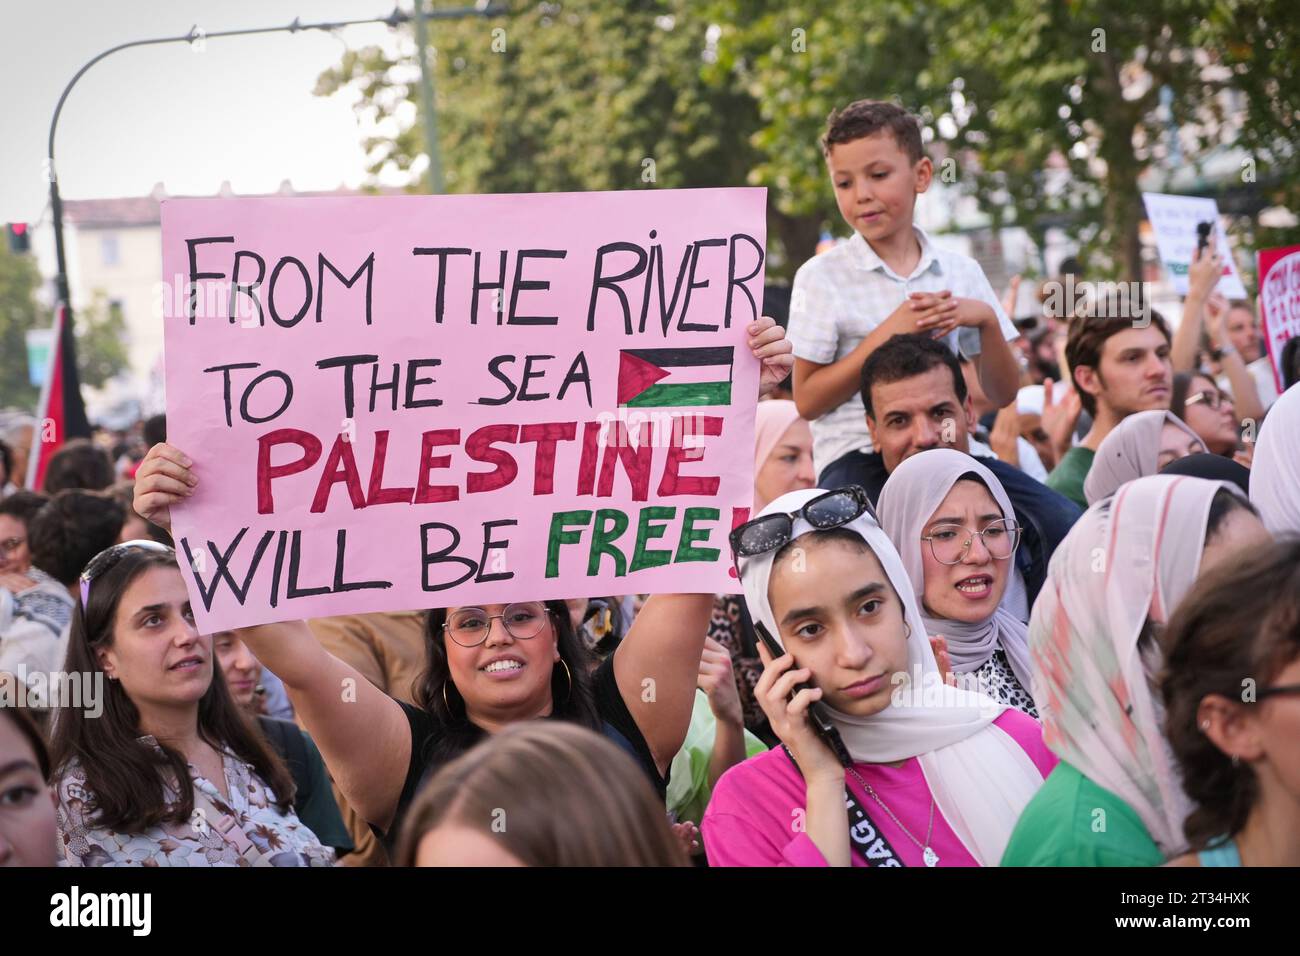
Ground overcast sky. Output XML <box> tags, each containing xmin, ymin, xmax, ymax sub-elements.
<box><xmin>2</xmin><ymin>0</ymin><xmax>422</xmax><ymax>225</ymax></box>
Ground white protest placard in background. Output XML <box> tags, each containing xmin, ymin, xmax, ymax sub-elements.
<box><xmin>1141</xmin><ymin>192</ymin><xmax>1249</xmax><ymax>299</ymax></box>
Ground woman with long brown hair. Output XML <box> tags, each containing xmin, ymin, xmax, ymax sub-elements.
<box><xmin>397</xmin><ymin>721</ymin><xmax>687</xmax><ymax>866</ymax></box>
<box><xmin>1161</xmin><ymin>538</ymin><xmax>1300</xmax><ymax>867</ymax></box>
<box><xmin>49</xmin><ymin>542</ymin><xmax>332</xmax><ymax>866</ymax></box>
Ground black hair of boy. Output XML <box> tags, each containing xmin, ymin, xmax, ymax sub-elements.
<box><xmin>860</xmin><ymin>333</ymin><xmax>967</xmax><ymax>419</ymax></box>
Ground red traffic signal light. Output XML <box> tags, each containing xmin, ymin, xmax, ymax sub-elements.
<box><xmin>7</xmin><ymin>222</ymin><xmax>31</xmax><ymax>254</ymax></box>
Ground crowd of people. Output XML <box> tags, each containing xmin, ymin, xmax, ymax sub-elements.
<box><xmin>1</xmin><ymin>98</ymin><xmax>1298</xmax><ymax>868</ymax></box>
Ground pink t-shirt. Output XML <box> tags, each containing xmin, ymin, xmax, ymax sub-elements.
<box><xmin>702</xmin><ymin>710</ymin><xmax>1057</xmax><ymax>867</ymax></box>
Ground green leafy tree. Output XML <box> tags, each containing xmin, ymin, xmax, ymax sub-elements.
<box><xmin>0</xmin><ymin>244</ymin><xmax>47</xmax><ymax>411</ymax></box>
<box><xmin>316</xmin><ymin>0</ymin><xmax>821</xmax><ymax>276</ymax></box>
<box><xmin>321</xmin><ymin>1</ymin><xmax>1299</xmax><ymax>283</ymax></box>
<box><xmin>76</xmin><ymin>290</ymin><xmax>130</xmax><ymax>390</ymax></box>
<box><xmin>1203</xmin><ymin>0</ymin><xmax>1300</xmax><ymax>253</ymax></box>
<box><xmin>712</xmin><ymin>1</ymin><xmax>1299</xmax><ymax>280</ymax></box>
<box><xmin>702</xmin><ymin>1</ymin><xmax>943</xmax><ymax>246</ymax></box>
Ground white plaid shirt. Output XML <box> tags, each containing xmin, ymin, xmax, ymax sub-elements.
<box><xmin>789</xmin><ymin>227</ymin><xmax>1019</xmax><ymax>472</ymax></box>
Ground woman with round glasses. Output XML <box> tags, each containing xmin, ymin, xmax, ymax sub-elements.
<box><xmin>49</xmin><ymin>541</ymin><xmax>332</xmax><ymax>865</ymax></box>
<box><xmin>1171</xmin><ymin>372</ymin><xmax>1243</xmax><ymax>462</ymax></box>
<box><xmin>703</xmin><ymin>486</ymin><xmax>1055</xmax><ymax>867</ymax></box>
<box><xmin>877</xmin><ymin>449</ymin><xmax>1037</xmax><ymax>717</ymax></box>
<box><xmin>132</xmin><ymin>317</ymin><xmax>796</xmax><ymax>852</ymax></box>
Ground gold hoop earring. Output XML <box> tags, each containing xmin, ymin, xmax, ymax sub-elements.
<box><xmin>559</xmin><ymin>658</ymin><xmax>573</xmax><ymax>702</ymax></box>
<box><xmin>442</xmin><ymin>681</ymin><xmax>456</xmax><ymax>714</ymax></box>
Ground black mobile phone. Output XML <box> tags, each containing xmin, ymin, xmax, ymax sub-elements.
<box><xmin>753</xmin><ymin>620</ymin><xmax>853</xmax><ymax>768</ymax></box>
<box><xmin>1196</xmin><ymin>220</ymin><xmax>1213</xmax><ymax>255</ymax></box>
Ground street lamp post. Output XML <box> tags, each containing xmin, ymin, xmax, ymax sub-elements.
<box><xmin>45</xmin><ymin>3</ymin><xmax>505</xmax><ymax>414</ymax></box>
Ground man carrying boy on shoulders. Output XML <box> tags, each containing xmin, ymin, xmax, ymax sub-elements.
<box><xmin>789</xmin><ymin>98</ymin><xmax>1022</xmax><ymax>489</ymax></box>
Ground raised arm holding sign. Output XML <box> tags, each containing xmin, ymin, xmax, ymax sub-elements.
<box><xmin>135</xmin><ymin>314</ymin><xmax>791</xmax><ymax>837</ymax></box>
<box><xmin>160</xmin><ymin>189</ymin><xmax>769</xmax><ymax>632</ymax></box>
<box><xmin>141</xmin><ymin>185</ymin><xmax>783</xmax><ymax>837</ymax></box>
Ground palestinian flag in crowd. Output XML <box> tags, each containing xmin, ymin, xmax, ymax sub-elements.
<box><xmin>26</xmin><ymin>303</ymin><xmax>91</xmax><ymax>489</ymax></box>
<box><xmin>616</xmin><ymin>346</ymin><xmax>734</xmax><ymax>408</ymax></box>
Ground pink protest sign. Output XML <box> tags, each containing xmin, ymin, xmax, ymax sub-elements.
<box><xmin>1257</xmin><ymin>244</ymin><xmax>1300</xmax><ymax>393</ymax></box>
<box><xmin>161</xmin><ymin>189</ymin><xmax>766</xmax><ymax>631</ymax></box>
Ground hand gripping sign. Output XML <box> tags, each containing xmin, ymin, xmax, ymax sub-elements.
<box><xmin>162</xmin><ymin>188</ymin><xmax>766</xmax><ymax>631</ymax></box>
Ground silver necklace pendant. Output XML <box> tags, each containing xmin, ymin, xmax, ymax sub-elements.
<box><xmin>923</xmin><ymin>846</ymin><xmax>939</xmax><ymax>867</ymax></box>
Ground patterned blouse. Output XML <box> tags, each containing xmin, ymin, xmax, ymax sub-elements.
<box><xmin>708</xmin><ymin>594</ymin><xmax>775</xmax><ymax>744</ymax></box>
<box><xmin>56</xmin><ymin>736</ymin><xmax>334</xmax><ymax>867</ymax></box>
<box><xmin>973</xmin><ymin>648</ymin><xmax>1039</xmax><ymax>719</ymax></box>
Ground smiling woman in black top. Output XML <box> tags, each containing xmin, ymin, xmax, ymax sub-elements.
<box><xmin>131</xmin><ymin>317</ymin><xmax>795</xmax><ymax>843</ymax></box>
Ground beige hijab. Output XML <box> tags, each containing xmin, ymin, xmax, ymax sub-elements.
<box><xmin>1083</xmin><ymin>410</ymin><xmax>1205</xmax><ymax>505</ymax></box>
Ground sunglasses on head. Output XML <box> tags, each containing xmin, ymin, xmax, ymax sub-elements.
<box><xmin>730</xmin><ymin>486</ymin><xmax>876</xmax><ymax>559</ymax></box>
<box><xmin>79</xmin><ymin>539</ymin><xmax>174</xmax><ymax>610</ymax></box>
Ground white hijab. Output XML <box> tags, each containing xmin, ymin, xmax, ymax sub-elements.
<box><xmin>1029</xmin><ymin>474</ymin><xmax>1244</xmax><ymax>854</ymax></box>
<box><xmin>1251</xmin><ymin>381</ymin><xmax>1300</xmax><ymax>536</ymax></box>
<box><xmin>877</xmin><ymin>449</ymin><xmax>1034</xmax><ymax>694</ymax></box>
<box><xmin>739</xmin><ymin>488</ymin><xmax>1047</xmax><ymax>865</ymax></box>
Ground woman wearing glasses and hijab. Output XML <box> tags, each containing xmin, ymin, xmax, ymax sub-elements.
<box><xmin>1170</xmin><ymin>372</ymin><xmax>1248</xmax><ymax>464</ymax></box>
<box><xmin>701</xmin><ymin>486</ymin><xmax>1056</xmax><ymax>867</ymax></box>
<box><xmin>878</xmin><ymin>449</ymin><xmax>1038</xmax><ymax>717</ymax></box>
<box><xmin>132</xmin><ymin>318</ymin><xmax>795</xmax><ymax>854</ymax></box>
<box><xmin>1082</xmin><ymin>409</ymin><xmax>1207</xmax><ymax>505</ymax></box>
<box><xmin>50</xmin><ymin>541</ymin><xmax>332</xmax><ymax>866</ymax></box>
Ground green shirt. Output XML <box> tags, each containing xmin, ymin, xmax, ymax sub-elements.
<box><xmin>1045</xmin><ymin>446</ymin><xmax>1095</xmax><ymax>510</ymax></box>
<box><xmin>1001</xmin><ymin>761</ymin><xmax>1164</xmax><ymax>866</ymax></box>
<box><xmin>667</xmin><ymin>690</ymin><xmax>768</xmax><ymax>826</ymax></box>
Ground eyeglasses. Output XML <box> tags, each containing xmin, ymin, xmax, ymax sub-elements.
<box><xmin>729</xmin><ymin>486</ymin><xmax>876</xmax><ymax>558</ymax></box>
<box><xmin>0</xmin><ymin>536</ymin><xmax>26</xmax><ymax>557</ymax></box>
<box><xmin>443</xmin><ymin>602</ymin><xmax>553</xmax><ymax>648</ymax></box>
<box><xmin>1185</xmin><ymin>389</ymin><xmax>1228</xmax><ymax>410</ymax></box>
<box><xmin>920</xmin><ymin>518</ymin><xmax>1021</xmax><ymax>565</ymax></box>
<box><xmin>79</xmin><ymin>539</ymin><xmax>174</xmax><ymax>609</ymax></box>
<box><xmin>1257</xmin><ymin>684</ymin><xmax>1300</xmax><ymax>701</ymax></box>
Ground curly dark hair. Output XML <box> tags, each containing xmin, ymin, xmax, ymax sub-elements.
<box><xmin>28</xmin><ymin>490</ymin><xmax>125</xmax><ymax>585</ymax></box>
<box><xmin>413</xmin><ymin>601</ymin><xmax>601</xmax><ymax>779</ymax></box>
<box><xmin>1160</xmin><ymin>537</ymin><xmax>1300</xmax><ymax>851</ymax></box>
<box><xmin>0</xmin><ymin>489</ymin><xmax>49</xmax><ymax>529</ymax></box>
<box><xmin>42</xmin><ymin>438</ymin><xmax>115</xmax><ymax>494</ymax></box>
<box><xmin>821</xmin><ymin>99</ymin><xmax>924</xmax><ymax>164</ymax></box>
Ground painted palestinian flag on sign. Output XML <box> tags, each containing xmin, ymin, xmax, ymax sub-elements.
<box><xmin>616</xmin><ymin>346</ymin><xmax>734</xmax><ymax>407</ymax></box>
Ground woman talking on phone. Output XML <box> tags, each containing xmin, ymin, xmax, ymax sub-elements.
<box><xmin>133</xmin><ymin>319</ymin><xmax>794</xmax><ymax>848</ymax></box>
<box><xmin>701</xmin><ymin>486</ymin><xmax>1056</xmax><ymax>867</ymax></box>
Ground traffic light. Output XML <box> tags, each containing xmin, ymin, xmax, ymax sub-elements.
<box><xmin>7</xmin><ymin>222</ymin><xmax>30</xmax><ymax>254</ymax></box>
